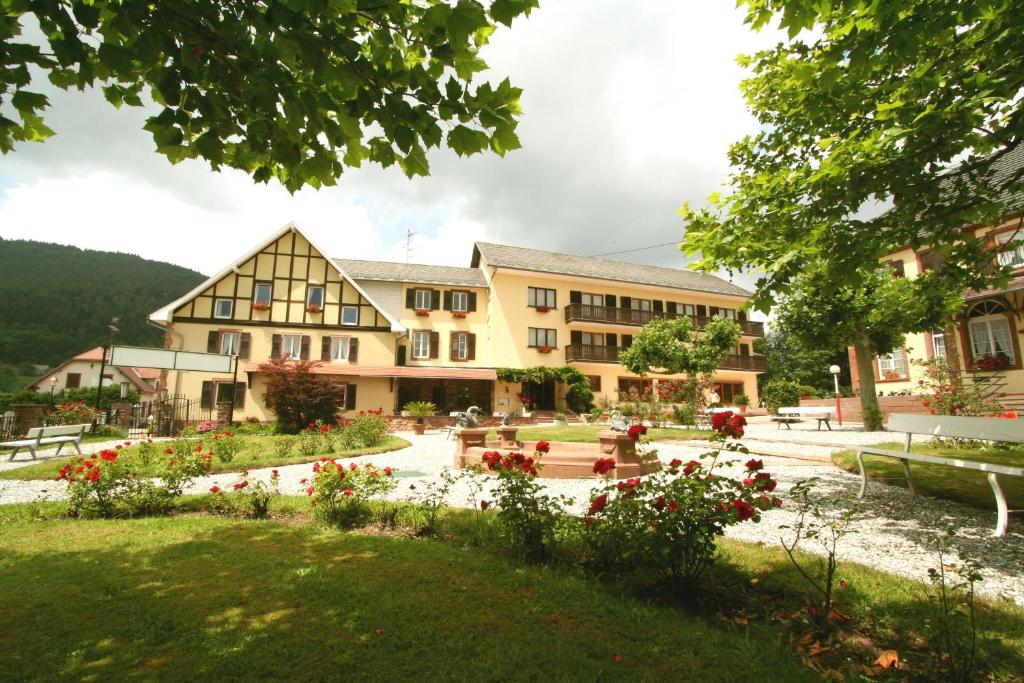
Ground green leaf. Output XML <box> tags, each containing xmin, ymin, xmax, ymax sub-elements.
<box><xmin>447</xmin><ymin>124</ymin><xmax>488</xmax><ymax>157</ymax></box>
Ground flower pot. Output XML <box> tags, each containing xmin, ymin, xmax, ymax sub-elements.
<box><xmin>413</xmin><ymin>422</ymin><xmax>426</xmax><ymax>435</ymax></box>
<box><xmin>415</xmin><ymin>309</ymin><xmax>430</xmax><ymax>317</ymax></box>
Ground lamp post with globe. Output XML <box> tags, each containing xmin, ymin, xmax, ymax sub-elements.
<box><xmin>829</xmin><ymin>364</ymin><xmax>843</xmax><ymax>426</ymax></box>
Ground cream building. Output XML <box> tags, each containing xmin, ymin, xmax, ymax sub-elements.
<box><xmin>148</xmin><ymin>223</ymin><xmax>765</xmax><ymax>420</ymax></box>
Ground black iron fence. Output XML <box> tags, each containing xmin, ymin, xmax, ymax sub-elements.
<box><xmin>127</xmin><ymin>395</ymin><xmax>210</xmax><ymax>437</ymax></box>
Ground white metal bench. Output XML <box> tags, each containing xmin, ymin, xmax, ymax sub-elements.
<box><xmin>0</xmin><ymin>423</ymin><xmax>92</xmax><ymax>461</ymax></box>
<box><xmin>772</xmin><ymin>407</ymin><xmax>834</xmax><ymax>431</ymax></box>
<box><xmin>856</xmin><ymin>413</ymin><xmax>1024</xmax><ymax>536</ymax></box>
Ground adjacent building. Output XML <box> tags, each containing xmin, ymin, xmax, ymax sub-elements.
<box><xmin>148</xmin><ymin>223</ymin><xmax>765</xmax><ymax>420</ymax></box>
<box><xmin>849</xmin><ymin>148</ymin><xmax>1024</xmax><ymax>411</ymax></box>
<box><xmin>27</xmin><ymin>346</ymin><xmax>161</xmax><ymax>401</ymax></box>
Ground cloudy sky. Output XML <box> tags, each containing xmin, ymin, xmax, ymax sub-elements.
<box><xmin>0</xmin><ymin>2</ymin><xmax>779</xmax><ymax>283</ymax></box>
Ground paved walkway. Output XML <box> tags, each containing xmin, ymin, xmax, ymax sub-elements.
<box><xmin>1</xmin><ymin>430</ymin><xmax>1020</xmax><ymax>606</ymax></box>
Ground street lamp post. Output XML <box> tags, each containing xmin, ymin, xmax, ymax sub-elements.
<box><xmin>95</xmin><ymin>317</ymin><xmax>120</xmax><ymax>411</ymax></box>
<box><xmin>829</xmin><ymin>364</ymin><xmax>843</xmax><ymax>426</ymax></box>
<box><xmin>48</xmin><ymin>376</ymin><xmax>57</xmax><ymax>406</ymax></box>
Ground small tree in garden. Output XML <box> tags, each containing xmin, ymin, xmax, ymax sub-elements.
<box><xmin>772</xmin><ymin>266</ymin><xmax>961</xmax><ymax>430</ymax></box>
<box><xmin>914</xmin><ymin>358</ymin><xmax>1002</xmax><ymax>417</ymax></box>
<box><xmin>619</xmin><ymin>316</ymin><xmax>741</xmax><ymax>412</ymax></box>
<box><xmin>259</xmin><ymin>359</ymin><xmax>347</xmax><ymax>434</ymax></box>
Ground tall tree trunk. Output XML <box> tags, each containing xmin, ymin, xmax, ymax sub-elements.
<box><xmin>853</xmin><ymin>333</ymin><xmax>883</xmax><ymax>431</ymax></box>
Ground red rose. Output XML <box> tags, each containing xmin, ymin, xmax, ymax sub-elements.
<box><xmin>209</xmin><ymin>485</ymin><xmax>221</xmax><ymax>494</ymax></box>
<box><xmin>344</xmin><ymin>489</ymin><xmax>353</xmax><ymax>497</ymax></box>
<box><xmin>745</xmin><ymin>458</ymin><xmax>764</xmax><ymax>472</ymax></box>
<box><xmin>732</xmin><ymin>498</ymin><xmax>755</xmax><ymax>521</ymax></box>
<box><xmin>480</xmin><ymin>500</ymin><xmax>490</xmax><ymax>510</ymax></box>
<box><xmin>592</xmin><ymin>457</ymin><xmax>616</xmax><ymax>475</ymax></box>
<box><xmin>349</xmin><ymin>463</ymin><xmax>358</xmax><ymax>471</ymax></box>
<box><xmin>683</xmin><ymin>460</ymin><xmax>700</xmax><ymax>476</ymax></box>
<box><xmin>669</xmin><ymin>458</ymin><xmax>683</xmax><ymax>468</ymax></box>
<box><xmin>653</xmin><ymin>496</ymin><xmax>666</xmax><ymax>511</ymax></box>
<box><xmin>627</xmin><ymin>424</ymin><xmax>647</xmax><ymax>439</ymax></box>
<box><xmin>535</xmin><ymin>440</ymin><xmax>550</xmax><ymax>453</ymax></box>
<box><xmin>306</xmin><ymin>486</ymin><xmax>315</xmax><ymax>495</ymax></box>
<box><xmin>585</xmin><ymin>516</ymin><xmax>595</xmax><ymax>526</ymax></box>
<box><xmin>588</xmin><ymin>493</ymin><xmax>609</xmax><ymax>515</ymax></box>
<box><xmin>271</xmin><ymin>469</ymin><xmax>279</xmax><ymax>478</ymax></box>
<box><xmin>384</xmin><ymin>467</ymin><xmax>393</xmax><ymax>476</ymax></box>
<box><xmin>668</xmin><ymin>500</ymin><xmax>679</xmax><ymax>513</ymax></box>
<box><xmin>482</xmin><ymin>451</ymin><xmax>502</xmax><ymax>470</ymax></box>
<box><xmin>165</xmin><ymin>447</ymin><xmax>174</xmax><ymax>455</ymax></box>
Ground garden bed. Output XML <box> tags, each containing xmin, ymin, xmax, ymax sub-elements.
<box><xmin>484</xmin><ymin>425</ymin><xmax>707</xmax><ymax>443</ymax></box>
<box><xmin>0</xmin><ymin>434</ymin><xmax>411</xmax><ymax>481</ymax></box>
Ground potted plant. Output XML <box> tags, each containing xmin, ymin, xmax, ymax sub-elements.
<box><xmin>307</xmin><ymin>304</ymin><xmax>323</xmax><ymax>314</ymax></box>
<box><xmin>415</xmin><ymin>308</ymin><xmax>430</xmax><ymax>317</ymax></box>
<box><xmin>517</xmin><ymin>392</ymin><xmax>533</xmax><ymax>417</ymax></box>
<box><xmin>536</xmin><ymin>305</ymin><xmax>551</xmax><ymax>313</ymax></box>
<box><xmin>733</xmin><ymin>394</ymin><xmax>750</xmax><ymax>413</ymax></box>
<box><xmin>539</xmin><ymin>345</ymin><xmax>553</xmax><ymax>354</ymax></box>
<box><xmin>403</xmin><ymin>401</ymin><xmax>436</xmax><ymax>435</ymax></box>
<box><xmin>453</xmin><ymin>311</ymin><xmax>467</xmax><ymax>319</ymax></box>
<box><xmin>252</xmin><ymin>302</ymin><xmax>270</xmax><ymax>311</ymax></box>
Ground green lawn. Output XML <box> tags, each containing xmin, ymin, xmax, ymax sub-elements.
<box><xmin>832</xmin><ymin>443</ymin><xmax>1024</xmax><ymax>511</ymax></box>
<box><xmin>0</xmin><ymin>435</ymin><xmax>410</xmax><ymax>481</ymax></box>
<box><xmin>485</xmin><ymin>424</ymin><xmax>708</xmax><ymax>443</ymax></box>
<box><xmin>0</xmin><ymin>500</ymin><xmax>1021</xmax><ymax>680</ymax></box>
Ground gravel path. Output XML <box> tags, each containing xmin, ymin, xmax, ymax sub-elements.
<box><xmin>2</xmin><ymin>431</ymin><xmax>1020</xmax><ymax>605</ymax></box>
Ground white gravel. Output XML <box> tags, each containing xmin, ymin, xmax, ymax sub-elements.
<box><xmin>2</xmin><ymin>429</ymin><xmax>1020</xmax><ymax>606</ymax></box>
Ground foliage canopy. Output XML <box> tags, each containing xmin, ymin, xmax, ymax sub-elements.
<box><xmin>619</xmin><ymin>316</ymin><xmax>742</xmax><ymax>378</ymax></box>
<box><xmin>2</xmin><ymin>0</ymin><xmax>537</xmax><ymax>191</ymax></box>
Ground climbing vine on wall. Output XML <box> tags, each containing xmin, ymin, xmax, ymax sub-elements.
<box><xmin>495</xmin><ymin>366</ymin><xmax>594</xmax><ymax>412</ymax></box>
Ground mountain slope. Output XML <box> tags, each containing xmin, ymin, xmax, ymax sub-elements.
<box><xmin>0</xmin><ymin>239</ymin><xmax>205</xmax><ymax>366</ymax></box>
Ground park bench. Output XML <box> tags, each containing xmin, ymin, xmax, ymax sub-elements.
<box><xmin>0</xmin><ymin>423</ymin><xmax>92</xmax><ymax>461</ymax></box>
<box><xmin>856</xmin><ymin>413</ymin><xmax>1024</xmax><ymax>537</ymax></box>
<box><xmin>772</xmin><ymin>407</ymin><xmax>834</xmax><ymax>431</ymax></box>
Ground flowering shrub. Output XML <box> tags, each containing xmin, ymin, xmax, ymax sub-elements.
<box><xmin>58</xmin><ymin>443</ymin><xmax>211</xmax><ymax>517</ymax></box>
<box><xmin>49</xmin><ymin>401</ymin><xmax>100</xmax><ymax>424</ymax></box>
<box><xmin>206</xmin><ymin>430</ymin><xmax>245</xmax><ymax>463</ymax></box>
<box><xmin>710</xmin><ymin>411</ymin><xmax>746</xmax><ymax>439</ymax></box>
<box><xmin>914</xmin><ymin>358</ymin><xmax>1002</xmax><ymax>416</ymax></box>
<box><xmin>235</xmin><ymin>469</ymin><xmax>280</xmax><ymax>518</ymax></box>
<box><xmin>334</xmin><ymin>411</ymin><xmax>390</xmax><ymax>450</ymax></box>
<box><xmin>480</xmin><ymin>447</ymin><xmax>570</xmax><ymax>563</ymax></box>
<box><xmin>582</xmin><ymin>412</ymin><xmax>778</xmax><ymax>581</ymax></box>
<box><xmin>133</xmin><ymin>438</ymin><xmax>157</xmax><ymax>467</ymax></box>
<box><xmin>306</xmin><ymin>458</ymin><xmax>397</xmax><ymax>524</ymax></box>
<box><xmin>627</xmin><ymin>424</ymin><xmax>647</xmax><ymax>439</ymax></box>
<box><xmin>295</xmin><ymin>428</ymin><xmax>324</xmax><ymax>458</ymax></box>
<box><xmin>273</xmin><ymin>435</ymin><xmax>295</xmax><ymax>458</ymax></box>
<box><xmin>196</xmin><ymin>421</ymin><xmax>216</xmax><ymax>434</ymax></box>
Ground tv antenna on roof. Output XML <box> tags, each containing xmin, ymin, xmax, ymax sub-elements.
<box><xmin>405</xmin><ymin>228</ymin><xmax>416</xmax><ymax>264</ymax></box>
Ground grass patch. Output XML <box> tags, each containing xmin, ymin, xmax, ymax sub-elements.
<box><xmin>832</xmin><ymin>443</ymin><xmax>1024</xmax><ymax>511</ymax></box>
<box><xmin>0</xmin><ymin>435</ymin><xmax>411</xmax><ymax>481</ymax></box>
<box><xmin>484</xmin><ymin>424</ymin><xmax>708</xmax><ymax>443</ymax></box>
<box><xmin>0</xmin><ymin>500</ymin><xmax>1021</xmax><ymax>680</ymax></box>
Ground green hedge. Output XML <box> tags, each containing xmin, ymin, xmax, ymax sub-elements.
<box><xmin>762</xmin><ymin>380</ymin><xmax>801</xmax><ymax>415</ymax></box>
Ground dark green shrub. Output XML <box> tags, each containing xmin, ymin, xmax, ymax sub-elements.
<box><xmin>763</xmin><ymin>380</ymin><xmax>801</xmax><ymax>414</ymax></box>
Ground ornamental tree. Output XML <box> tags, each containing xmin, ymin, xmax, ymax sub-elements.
<box><xmin>259</xmin><ymin>358</ymin><xmax>347</xmax><ymax>433</ymax></box>
<box><xmin>2</xmin><ymin>0</ymin><xmax>536</xmax><ymax>191</ymax></box>
<box><xmin>619</xmin><ymin>316</ymin><xmax>741</xmax><ymax>403</ymax></box>
<box><xmin>681</xmin><ymin>0</ymin><xmax>1022</xmax><ymax>310</ymax></box>
<box><xmin>773</xmin><ymin>266</ymin><xmax>962</xmax><ymax>430</ymax></box>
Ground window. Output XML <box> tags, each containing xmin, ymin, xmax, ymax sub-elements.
<box><xmin>528</xmin><ymin>328</ymin><xmax>557</xmax><ymax>348</ymax></box>
<box><xmin>618</xmin><ymin>377</ymin><xmax>653</xmax><ymax>396</ymax></box>
<box><xmin>714</xmin><ymin>382</ymin><xmax>745</xmax><ymax>404</ymax></box>
<box><xmin>995</xmin><ymin>231</ymin><xmax>1024</xmax><ymax>269</ymax></box>
<box><xmin>877</xmin><ymin>352</ymin><xmax>907</xmax><ymax>378</ymax></box>
<box><xmin>629</xmin><ymin>298</ymin><xmax>651</xmax><ymax>311</ymax></box>
<box><xmin>215</xmin><ymin>381</ymin><xmax>235</xmax><ymax>404</ymax></box>
<box><xmin>214</xmin><ymin>299</ymin><xmax>233</xmax><ymax>319</ymax></box>
<box><xmin>580</xmin><ymin>292</ymin><xmax>603</xmax><ymax>307</ymax></box>
<box><xmin>451</xmin><ymin>332</ymin><xmax>469</xmax><ymax>360</ymax></box>
<box><xmin>412</xmin><ymin>331</ymin><xmax>431</xmax><ymax>359</ymax></box>
<box><xmin>451</xmin><ymin>291</ymin><xmax>469</xmax><ymax>312</ymax></box>
<box><xmin>280</xmin><ymin>334</ymin><xmax>302</xmax><ymax>359</ymax></box>
<box><xmin>65</xmin><ymin>373</ymin><xmax>81</xmax><ymax>389</ymax></box>
<box><xmin>528</xmin><ymin>287</ymin><xmax>556</xmax><ymax>308</ymax></box>
<box><xmin>307</xmin><ymin>285</ymin><xmax>324</xmax><ymax>307</ymax></box>
<box><xmin>968</xmin><ymin>301</ymin><xmax>1015</xmax><ymax>364</ymax></box>
<box><xmin>580</xmin><ymin>332</ymin><xmax>605</xmax><ymax>346</ymax></box>
<box><xmin>717</xmin><ymin>308</ymin><xmax>736</xmax><ymax>319</ymax></box>
<box><xmin>219</xmin><ymin>331</ymin><xmax>240</xmax><ymax>355</ymax></box>
<box><xmin>887</xmin><ymin>260</ymin><xmax>905</xmax><ymax>277</ymax></box>
<box><xmin>254</xmin><ymin>282</ymin><xmax>272</xmax><ymax>306</ymax></box>
<box><xmin>331</xmin><ymin>337</ymin><xmax>350</xmax><ymax>361</ymax></box>
<box><xmin>341</xmin><ymin>305</ymin><xmax>358</xmax><ymax>326</ymax></box>
<box><xmin>414</xmin><ymin>289</ymin><xmax>432</xmax><ymax>310</ymax></box>
<box><xmin>932</xmin><ymin>332</ymin><xmax>947</xmax><ymax>360</ymax></box>
<box><xmin>676</xmin><ymin>303</ymin><xmax>695</xmax><ymax>316</ymax></box>
<box><xmin>586</xmin><ymin>375</ymin><xmax>602</xmax><ymax>391</ymax></box>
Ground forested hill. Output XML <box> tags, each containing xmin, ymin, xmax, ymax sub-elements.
<box><xmin>0</xmin><ymin>238</ymin><xmax>206</xmax><ymax>366</ymax></box>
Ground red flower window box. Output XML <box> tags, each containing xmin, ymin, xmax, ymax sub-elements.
<box><xmin>976</xmin><ymin>354</ymin><xmax>1010</xmax><ymax>371</ymax></box>
<box><xmin>452</xmin><ymin>311</ymin><xmax>467</xmax><ymax>319</ymax></box>
<box><xmin>252</xmin><ymin>302</ymin><xmax>270</xmax><ymax>311</ymax></box>
<box><xmin>307</xmin><ymin>304</ymin><xmax>323</xmax><ymax>314</ymax></box>
<box><xmin>535</xmin><ymin>305</ymin><xmax>551</xmax><ymax>313</ymax></box>
<box><xmin>538</xmin><ymin>345</ymin><xmax>553</xmax><ymax>354</ymax></box>
<box><xmin>415</xmin><ymin>309</ymin><xmax>430</xmax><ymax>317</ymax></box>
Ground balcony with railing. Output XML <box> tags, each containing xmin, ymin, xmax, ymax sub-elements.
<box><xmin>564</xmin><ymin>344</ymin><xmax>767</xmax><ymax>371</ymax></box>
<box><xmin>563</xmin><ymin>303</ymin><xmax>764</xmax><ymax>336</ymax></box>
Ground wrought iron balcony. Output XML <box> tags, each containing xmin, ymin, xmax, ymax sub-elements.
<box><xmin>563</xmin><ymin>303</ymin><xmax>764</xmax><ymax>336</ymax></box>
<box><xmin>565</xmin><ymin>344</ymin><xmax>766</xmax><ymax>371</ymax></box>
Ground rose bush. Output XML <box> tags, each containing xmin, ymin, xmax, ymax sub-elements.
<box><xmin>479</xmin><ymin>447</ymin><xmax>571</xmax><ymax>563</ymax></box>
<box><xmin>58</xmin><ymin>440</ymin><xmax>212</xmax><ymax>517</ymax></box>
<box><xmin>583</xmin><ymin>410</ymin><xmax>778</xmax><ymax>581</ymax></box>
<box><xmin>49</xmin><ymin>400</ymin><xmax>100</xmax><ymax>424</ymax></box>
<box><xmin>306</xmin><ymin>457</ymin><xmax>396</xmax><ymax>525</ymax></box>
